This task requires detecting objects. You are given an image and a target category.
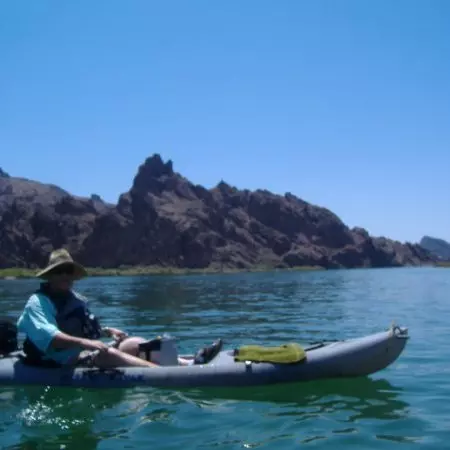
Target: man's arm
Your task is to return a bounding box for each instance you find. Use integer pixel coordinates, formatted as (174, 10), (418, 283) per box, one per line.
(21, 296), (108, 353)
(51, 332), (109, 352)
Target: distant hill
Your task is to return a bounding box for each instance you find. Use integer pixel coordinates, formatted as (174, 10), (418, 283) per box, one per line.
(0, 155), (436, 269)
(420, 236), (450, 261)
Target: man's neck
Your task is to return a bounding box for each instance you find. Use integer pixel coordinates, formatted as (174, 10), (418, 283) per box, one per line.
(40, 282), (71, 299)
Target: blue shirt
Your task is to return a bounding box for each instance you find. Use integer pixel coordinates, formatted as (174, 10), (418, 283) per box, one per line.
(17, 292), (82, 365)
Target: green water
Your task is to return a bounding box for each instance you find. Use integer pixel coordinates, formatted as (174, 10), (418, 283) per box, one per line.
(0, 268), (448, 449)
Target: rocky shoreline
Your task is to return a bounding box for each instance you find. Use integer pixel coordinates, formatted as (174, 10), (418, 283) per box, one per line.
(0, 265), (326, 280)
(0, 154), (436, 271)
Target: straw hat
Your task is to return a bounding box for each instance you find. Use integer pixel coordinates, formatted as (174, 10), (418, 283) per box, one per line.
(36, 248), (88, 280)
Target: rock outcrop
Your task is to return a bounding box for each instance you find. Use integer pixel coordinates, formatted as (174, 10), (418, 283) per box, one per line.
(0, 154), (436, 269)
(420, 236), (450, 261)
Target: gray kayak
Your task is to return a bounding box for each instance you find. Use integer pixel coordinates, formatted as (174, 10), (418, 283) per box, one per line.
(0, 324), (408, 389)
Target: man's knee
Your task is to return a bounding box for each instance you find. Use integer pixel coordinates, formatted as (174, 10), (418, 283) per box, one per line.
(92, 347), (130, 368)
(117, 336), (147, 356)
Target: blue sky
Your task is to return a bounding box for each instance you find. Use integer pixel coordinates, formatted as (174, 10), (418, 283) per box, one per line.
(1, 1), (449, 243)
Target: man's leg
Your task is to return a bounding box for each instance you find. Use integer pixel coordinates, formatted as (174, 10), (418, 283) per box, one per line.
(93, 347), (159, 368)
(112, 336), (223, 366)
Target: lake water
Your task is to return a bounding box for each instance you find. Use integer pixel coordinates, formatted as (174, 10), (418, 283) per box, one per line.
(0, 267), (448, 449)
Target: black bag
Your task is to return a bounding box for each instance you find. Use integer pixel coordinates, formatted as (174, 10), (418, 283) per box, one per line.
(0, 319), (18, 356)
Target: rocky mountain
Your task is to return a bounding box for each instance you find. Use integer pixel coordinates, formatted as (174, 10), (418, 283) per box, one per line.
(0, 155), (436, 270)
(420, 236), (450, 261)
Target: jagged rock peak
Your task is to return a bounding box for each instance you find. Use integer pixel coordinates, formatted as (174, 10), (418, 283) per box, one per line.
(141, 154), (173, 177)
(90, 194), (103, 202)
(0, 168), (10, 178)
(132, 154), (174, 191)
(215, 180), (237, 194)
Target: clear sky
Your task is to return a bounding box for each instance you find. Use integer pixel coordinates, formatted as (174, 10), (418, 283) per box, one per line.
(1, 1), (449, 243)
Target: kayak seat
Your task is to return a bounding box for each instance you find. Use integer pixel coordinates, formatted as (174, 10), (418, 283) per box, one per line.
(234, 343), (306, 364)
(0, 319), (18, 357)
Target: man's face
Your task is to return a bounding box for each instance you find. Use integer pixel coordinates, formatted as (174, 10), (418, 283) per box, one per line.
(46, 264), (75, 292)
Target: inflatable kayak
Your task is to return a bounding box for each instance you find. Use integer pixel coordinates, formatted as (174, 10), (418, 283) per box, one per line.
(0, 324), (408, 389)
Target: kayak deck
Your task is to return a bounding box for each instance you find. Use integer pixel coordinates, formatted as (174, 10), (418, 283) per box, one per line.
(0, 324), (409, 389)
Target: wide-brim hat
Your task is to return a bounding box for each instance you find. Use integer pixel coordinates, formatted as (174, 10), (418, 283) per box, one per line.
(36, 248), (88, 280)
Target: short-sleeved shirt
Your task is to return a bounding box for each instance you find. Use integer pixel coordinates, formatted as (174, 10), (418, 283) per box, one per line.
(17, 292), (82, 365)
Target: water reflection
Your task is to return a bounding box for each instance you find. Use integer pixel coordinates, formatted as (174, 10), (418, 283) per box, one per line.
(0, 374), (412, 449)
(0, 271), (354, 347)
(72, 271), (354, 347)
(180, 376), (409, 421)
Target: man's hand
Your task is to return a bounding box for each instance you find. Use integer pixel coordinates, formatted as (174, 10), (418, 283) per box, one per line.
(80, 339), (109, 352)
(105, 327), (128, 342)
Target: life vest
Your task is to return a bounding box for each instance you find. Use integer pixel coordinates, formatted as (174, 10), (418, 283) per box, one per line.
(22, 283), (102, 366)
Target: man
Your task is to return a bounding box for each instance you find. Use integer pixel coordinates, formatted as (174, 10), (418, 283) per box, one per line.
(17, 249), (222, 369)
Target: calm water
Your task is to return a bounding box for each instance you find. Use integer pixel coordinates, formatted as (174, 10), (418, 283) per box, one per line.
(0, 267), (448, 449)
